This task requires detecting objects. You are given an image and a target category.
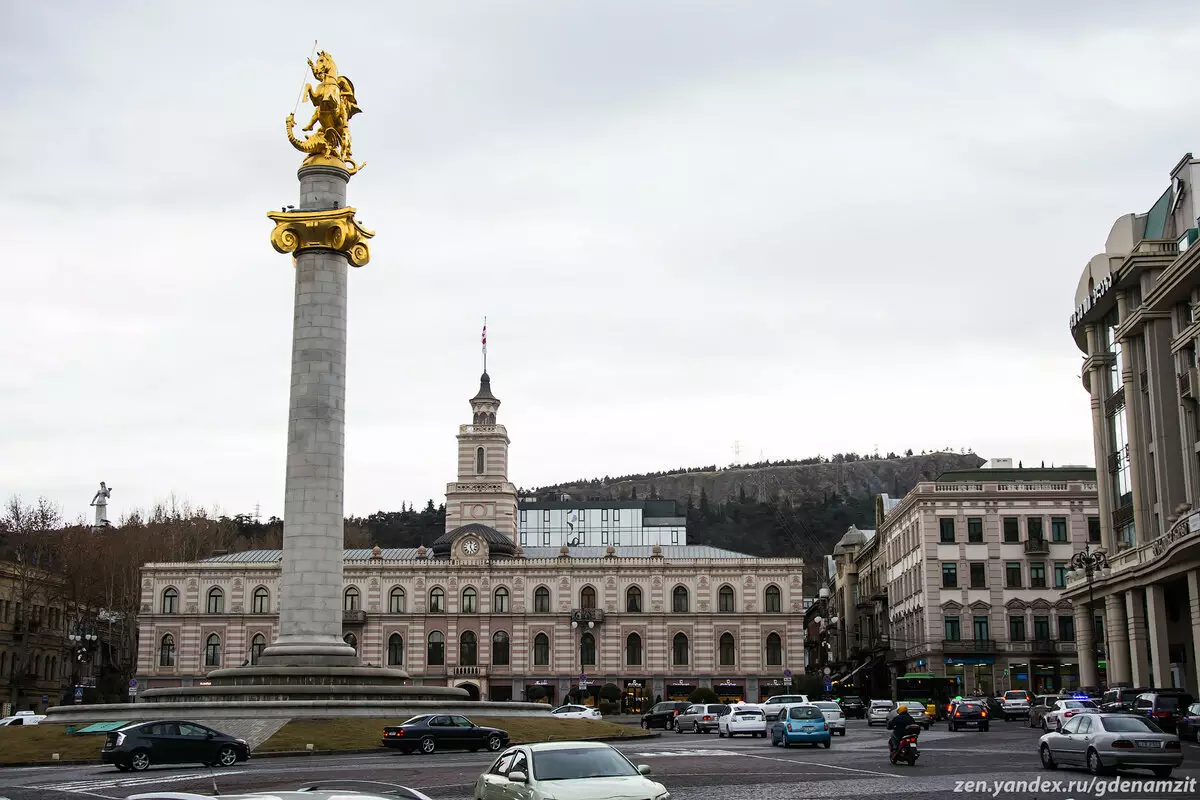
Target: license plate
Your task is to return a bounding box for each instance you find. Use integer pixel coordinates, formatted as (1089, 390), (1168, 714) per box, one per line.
(803, 726), (816, 732)
(1136, 740), (1162, 749)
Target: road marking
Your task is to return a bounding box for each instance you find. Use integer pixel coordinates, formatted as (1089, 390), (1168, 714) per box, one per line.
(35, 770), (246, 793)
(737, 751), (897, 777)
(630, 749), (738, 758)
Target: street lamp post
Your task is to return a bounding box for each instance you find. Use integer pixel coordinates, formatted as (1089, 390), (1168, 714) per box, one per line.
(1069, 543), (1109, 688)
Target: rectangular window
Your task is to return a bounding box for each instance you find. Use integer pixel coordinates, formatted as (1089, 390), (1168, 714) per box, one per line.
(944, 616), (961, 641)
(520, 510), (527, 522)
(578, 509), (585, 522)
(1058, 616), (1075, 641)
(1030, 562), (1047, 589)
(1087, 516), (1101, 543)
(939, 518), (955, 543)
(601, 531), (608, 544)
(614, 509), (620, 521)
(969, 563), (986, 588)
(1053, 563), (1069, 589)
(1051, 517), (1068, 542)
(602, 509), (608, 521)
(973, 616), (989, 641)
(542, 532), (550, 546)
(967, 517), (983, 543)
(1003, 517), (1020, 543)
(519, 532), (527, 546)
(1033, 616), (1050, 640)
(1005, 562), (1022, 588)
(1028, 517), (1044, 541)
(543, 510), (550, 523)
(671, 531), (679, 544)
(941, 563), (958, 588)
(1009, 616), (1026, 642)
(612, 534), (619, 546)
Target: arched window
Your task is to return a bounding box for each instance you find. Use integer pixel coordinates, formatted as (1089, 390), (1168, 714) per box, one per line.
(626, 586), (642, 613)
(672, 632), (689, 665)
(492, 631), (510, 665)
(429, 587), (445, 613)
(764, 584), (781, 613)
(534, 586), (550, 613)
(493, 587), (510, 613)
(462, 587), (478, 614)
(476, 447), (485, 474)
(250, 634), (266, 665)
(719, 632), (736, 666)
(533, 633), (550, 665)
(626, 632), (642, 666)
(718, 585), (735, 613)
(580, 586), (597, 610)
(252, 587), (269, 614)
(389, 587), (406, 613)
(388, 633), (404, 666)
(672, 585), (689, 613)
(580, 632), (596, 665)
(765, 632), (782, 666)
(162, 587), (179, 614)
(206, 587), (224, 614)
(344, 586), (360, 612)
(460, 631), (477, 666)
(427, 631), (445, 665)
(343, 633), (358, 655)
(159, 634), (175, 667)
(204, 634), (222, 667)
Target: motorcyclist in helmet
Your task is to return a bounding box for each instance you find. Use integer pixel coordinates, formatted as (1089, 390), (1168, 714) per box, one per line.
(887, 703), (915, 754)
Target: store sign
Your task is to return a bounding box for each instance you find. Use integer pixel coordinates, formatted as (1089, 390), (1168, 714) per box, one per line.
(626, 681), (643, 688)
(945, 657), (995, 665)
(1070, 274), (1114, 329)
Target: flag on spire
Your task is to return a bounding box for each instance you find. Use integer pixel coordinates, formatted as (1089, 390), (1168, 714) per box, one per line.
(481, 317), (487, 371)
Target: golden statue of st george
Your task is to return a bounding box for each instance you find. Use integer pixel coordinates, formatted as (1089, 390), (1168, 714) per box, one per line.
(286, 51), (365, 174)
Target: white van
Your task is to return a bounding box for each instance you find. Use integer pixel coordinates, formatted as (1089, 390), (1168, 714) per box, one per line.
(0, 711), (46, 726)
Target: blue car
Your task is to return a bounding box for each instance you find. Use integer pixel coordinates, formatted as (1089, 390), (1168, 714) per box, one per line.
(771, 703), (831, 748)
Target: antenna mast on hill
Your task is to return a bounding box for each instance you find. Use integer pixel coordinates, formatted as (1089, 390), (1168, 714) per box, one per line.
(254, 503), (261, 524)
(731, 440), (742, 464)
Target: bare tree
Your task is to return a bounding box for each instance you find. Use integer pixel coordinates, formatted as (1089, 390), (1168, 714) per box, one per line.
(2, 496), (64, 707)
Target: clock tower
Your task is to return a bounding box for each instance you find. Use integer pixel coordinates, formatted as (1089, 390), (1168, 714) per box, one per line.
(442, 372), (519, 543)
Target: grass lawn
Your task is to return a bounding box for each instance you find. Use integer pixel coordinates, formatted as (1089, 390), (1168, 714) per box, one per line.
(257, 716), (651, 753)
(0, 725), (110, 764)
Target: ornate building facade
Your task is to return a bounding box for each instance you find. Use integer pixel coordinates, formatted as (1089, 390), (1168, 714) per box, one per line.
(134, 373), (806, 706)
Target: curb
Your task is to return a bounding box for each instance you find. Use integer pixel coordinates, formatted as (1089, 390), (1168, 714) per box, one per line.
(0, 732), (661, 768)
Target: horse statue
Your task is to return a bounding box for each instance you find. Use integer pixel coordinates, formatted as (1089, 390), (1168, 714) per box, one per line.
(286, 51), (365, 174)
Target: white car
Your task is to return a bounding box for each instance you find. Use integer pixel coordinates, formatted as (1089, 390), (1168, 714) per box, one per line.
(810, 701), (847, 736)
(867, 700), (894, 726)
(475, 741), (670, 800)
(550, 704), (603, 720)
(762, 694), (810, 722)
(718, 705), (767, 738)
(1001, 690), (1031, 720)
(1041, 699), (1099, 732)
(0, 712), (45, 726)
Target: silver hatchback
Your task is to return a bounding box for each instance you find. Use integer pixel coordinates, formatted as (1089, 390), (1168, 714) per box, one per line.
(867, 700), (894, 727)
(675, 703), (731, 733)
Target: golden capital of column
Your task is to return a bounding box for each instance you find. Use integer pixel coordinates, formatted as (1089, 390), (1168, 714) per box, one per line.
(267, 207), (376, 267)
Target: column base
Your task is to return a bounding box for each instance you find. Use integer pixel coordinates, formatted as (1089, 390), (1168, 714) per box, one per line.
(257, 637), (359, 668)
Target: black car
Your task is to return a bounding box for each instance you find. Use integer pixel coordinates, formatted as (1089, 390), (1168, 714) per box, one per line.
(640, 701), (691, 730)
(381, 713), (508, 755)
(1177, 702), (1200, 741)
(947, 700), (990, 732)
(100, 720), (250, 772)
(839, 696), (866, 719)
(1099, 686), (1151, 713)
(1132, 691), (1197, 735)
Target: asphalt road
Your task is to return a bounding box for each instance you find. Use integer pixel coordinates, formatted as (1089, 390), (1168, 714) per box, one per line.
(1, 718), (1198, 800)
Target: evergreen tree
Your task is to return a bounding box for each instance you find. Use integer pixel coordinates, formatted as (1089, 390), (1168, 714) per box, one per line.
(630, 485), (637, 500)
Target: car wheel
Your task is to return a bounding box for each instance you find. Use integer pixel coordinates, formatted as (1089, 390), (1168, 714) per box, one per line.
(641, 720), (649, 730)
(823, 740), (831, 749)
(948, 723), (955, 732)
(782, 737), (790, 748)
(1086, 748), (1107, 776)
(486, 734), (503, 751)
(420, 737), (437, 755)
(1041, 718), (1049, 732)
(718, 730), (725, 738)
(693, 722), (700, 734)
(129, 750), (151, 772)
(1152, 767), (1173, 779)
(1040, 744), (1057, 770)
(216, 745), (238, 768)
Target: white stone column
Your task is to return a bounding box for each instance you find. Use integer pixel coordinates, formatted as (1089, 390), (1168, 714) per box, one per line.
(1145, 583), (1171, 689)
(1105, 593), (1131, 685)
(1125, 590), (1150, 687)
(1188, 570), (1200, 695)
(1074, 603), (1098, 688)
(259, 165), (356, 667)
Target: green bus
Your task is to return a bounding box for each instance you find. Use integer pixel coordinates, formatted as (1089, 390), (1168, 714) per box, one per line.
(894, 673), (960, 720)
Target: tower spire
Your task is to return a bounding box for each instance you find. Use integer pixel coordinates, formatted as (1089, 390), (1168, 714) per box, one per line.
(482, 317), (487, 374)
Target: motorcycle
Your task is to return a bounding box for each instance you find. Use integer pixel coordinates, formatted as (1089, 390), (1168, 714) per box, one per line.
(888, 724), (922, 766)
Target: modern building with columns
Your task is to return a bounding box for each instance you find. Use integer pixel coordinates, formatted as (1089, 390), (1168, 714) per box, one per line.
(875, 466), (1099, 695)
(1066, 151), (1200, 694)
(133, 372), (807, 707)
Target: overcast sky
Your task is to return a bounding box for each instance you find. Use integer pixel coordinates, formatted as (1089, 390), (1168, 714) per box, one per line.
(3, 0), (1196, 523)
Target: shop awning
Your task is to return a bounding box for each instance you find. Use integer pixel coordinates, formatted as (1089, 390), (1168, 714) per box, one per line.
(71, 722), (129, 735)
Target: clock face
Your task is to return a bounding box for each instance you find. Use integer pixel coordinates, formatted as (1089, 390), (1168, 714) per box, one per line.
(463, 539), (480, 555)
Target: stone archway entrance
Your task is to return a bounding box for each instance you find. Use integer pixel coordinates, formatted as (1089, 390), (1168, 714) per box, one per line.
(457, 681), (481, 701)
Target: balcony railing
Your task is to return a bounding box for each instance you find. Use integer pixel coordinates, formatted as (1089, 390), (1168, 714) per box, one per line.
(453, 666), (483, 677)
(1031, 639), (1056, 654)
(342, 609), (367, 624)
(998, 483), (1069, 492)
(942, 639), (997, 654)
(1024, 538), (1050, 554)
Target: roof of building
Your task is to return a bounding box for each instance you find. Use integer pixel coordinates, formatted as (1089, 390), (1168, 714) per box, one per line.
(471, 372), (498, 403)
(934, 467), (1096, 483)
(832, 525), (874, 554)
(431, 524), (517, 557)
(517, 499), (682, 515)
(196, 543), (756, 564)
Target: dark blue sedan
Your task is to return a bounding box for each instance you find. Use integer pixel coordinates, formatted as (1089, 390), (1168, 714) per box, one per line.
(382, 713), (509, 755)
